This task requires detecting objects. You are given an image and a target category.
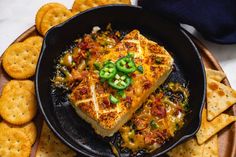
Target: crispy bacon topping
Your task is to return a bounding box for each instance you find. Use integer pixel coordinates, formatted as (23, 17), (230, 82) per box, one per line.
(151, 105), (166, 118)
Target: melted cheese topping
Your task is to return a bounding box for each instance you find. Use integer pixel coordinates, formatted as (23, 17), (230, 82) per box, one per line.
(119, 82), (189, 153)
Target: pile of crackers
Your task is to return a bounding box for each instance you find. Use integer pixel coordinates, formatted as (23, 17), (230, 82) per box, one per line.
(35, 0), (130, 36)
(168, 69), (236, 157)
(0, 0), (236, 157)
(0, 0), (130, 157)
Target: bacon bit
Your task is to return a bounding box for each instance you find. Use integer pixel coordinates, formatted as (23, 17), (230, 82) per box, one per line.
(133, 118), (147, 130)
(81, 71), (88, 77)
(154, 97), (161, 104)
(143, 80), (152, 90)
(102, 97), (110, 108)
(150, 66), (155, 71)
(131, 73), (136, 78)
(78, 41), (88, 50)
(80, 88), (87, 95)
(126, 96), (132, 104)
(154, 130), (168, 142)
(151, 105), (166, 118)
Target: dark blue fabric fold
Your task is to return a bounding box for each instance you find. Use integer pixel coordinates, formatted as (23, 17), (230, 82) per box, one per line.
(138, 0), (236, 44)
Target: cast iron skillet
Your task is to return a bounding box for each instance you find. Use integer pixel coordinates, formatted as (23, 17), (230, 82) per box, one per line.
(35, 5), (206, 157)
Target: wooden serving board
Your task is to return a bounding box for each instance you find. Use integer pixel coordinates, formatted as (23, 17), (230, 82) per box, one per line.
(0, 26), (235, 157)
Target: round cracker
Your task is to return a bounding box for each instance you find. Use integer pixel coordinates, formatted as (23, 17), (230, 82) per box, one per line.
(2, 42), (40, 79)
(72, 0), (131, 12)
(24, 36), (43, 51)
(1, 80), (34, 96)
(0, 88), (37, 125)
(0, 121), (37, 145)
(0, 129), (31, 157)
(35, 3), (67, 33)
(40, 7), (72, 36)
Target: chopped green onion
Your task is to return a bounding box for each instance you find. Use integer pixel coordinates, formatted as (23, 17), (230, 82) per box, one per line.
(127, 52), (134, 58)
(118, 90), (126, 99)
(155, 57), (163, 64)
(93, 62), (101, 70)
(110, 95), (119, 104)
(150, 120), (158, 129)
(137, 65), (144, 73)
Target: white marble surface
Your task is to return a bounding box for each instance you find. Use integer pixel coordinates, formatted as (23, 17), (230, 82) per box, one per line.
(0, 0), (235, 88)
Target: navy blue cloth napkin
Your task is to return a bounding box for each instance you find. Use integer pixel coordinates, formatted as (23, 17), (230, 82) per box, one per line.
(138, 0), (236, 44)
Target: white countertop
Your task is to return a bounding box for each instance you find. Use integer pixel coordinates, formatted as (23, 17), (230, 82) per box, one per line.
(0, 0), (236, 88)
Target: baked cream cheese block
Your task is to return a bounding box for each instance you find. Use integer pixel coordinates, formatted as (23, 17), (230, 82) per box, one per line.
(69, 30), (173, 137)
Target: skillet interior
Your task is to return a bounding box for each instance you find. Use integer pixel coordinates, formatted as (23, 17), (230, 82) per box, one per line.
(36, 5), (206, 157)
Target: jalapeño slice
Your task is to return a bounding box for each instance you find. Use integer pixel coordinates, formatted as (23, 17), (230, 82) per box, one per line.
(99, 62), (117, 79)
(116, 57), (136, 74)
(108, 73), (131, 90)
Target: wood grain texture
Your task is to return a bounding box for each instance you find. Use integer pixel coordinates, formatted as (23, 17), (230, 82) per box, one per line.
(0, 26), (235, 157)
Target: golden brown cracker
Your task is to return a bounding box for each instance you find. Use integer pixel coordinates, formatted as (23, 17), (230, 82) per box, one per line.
(35, 3), (67, 33)
(24, 36), (43, 51)
(167, 137), (204, 157)
(0, 87), (37, 125)
(72, 0), (131, 12)
(2, 42), (40, 79)
(207, 78), (236, 120)
(1, 80), (34, 96)
(0, 121), (37, 145)
(167, 135), (218, 157)
(196, 108), (236, 144)
(0, 129), (31, 157)
(36, 122), (76, 157)
(206, 68), (225, 82)
(40, 7), (72, 36)
(202, 135), (218, 157)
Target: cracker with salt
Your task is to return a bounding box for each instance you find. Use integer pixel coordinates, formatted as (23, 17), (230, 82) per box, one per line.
(202, 135), (218, 157)
(167, 135), (218, 157)
(35, 3), (67, 33)
(36, 122), (76, 157)
(40, 7), (72, 36)
(207, 78), (236, 120)
(0, 129), (31, 157)
(167, 137), (204, 157)
(72, 0), (131, 13)
(0, 121), (37, 145)
(1, 80), (34, 96)
(2, 42), (40, 79)
(206, 68), (225, 82)
(196, 108), (236, 144)
(24, 36), (43, 51)
(0, 87), (37, 125)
